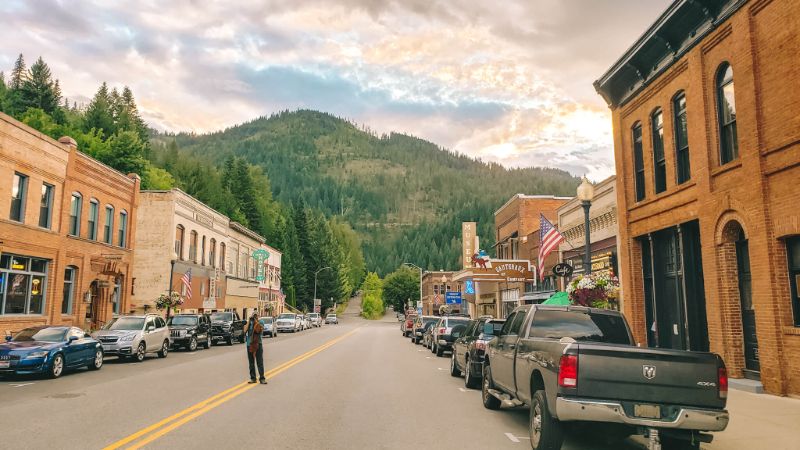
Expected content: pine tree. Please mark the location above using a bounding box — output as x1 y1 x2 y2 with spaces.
0 72 6 110
20 57 61 116
5 54 28 116
9 54 26 90
104 130 148 176
84 83 115 138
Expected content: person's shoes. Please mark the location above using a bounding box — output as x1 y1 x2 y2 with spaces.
248 379 257 384
259 379 268 385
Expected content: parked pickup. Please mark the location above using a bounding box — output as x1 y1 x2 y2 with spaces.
482 305 729 450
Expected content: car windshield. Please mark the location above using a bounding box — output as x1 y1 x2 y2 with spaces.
423 318 438 325
210 313 233 321
259 318 273 323
278 314 295 320
169 316 198 326
12 327 67 342
447 318 470 327
104 317 145 331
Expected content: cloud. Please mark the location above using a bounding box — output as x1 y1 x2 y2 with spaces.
0 0 671 180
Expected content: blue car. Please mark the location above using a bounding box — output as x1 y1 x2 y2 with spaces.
0 326 104 379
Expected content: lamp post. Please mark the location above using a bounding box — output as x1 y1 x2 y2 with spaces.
577 177 595 275
167 251 178 320
403 262 423 313
314 266 332 308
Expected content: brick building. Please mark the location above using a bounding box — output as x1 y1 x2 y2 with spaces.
225 221 265 318
421 271 456 315
0 112 139 334
595 0 800 395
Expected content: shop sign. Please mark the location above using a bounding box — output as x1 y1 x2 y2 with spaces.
492 262 534 282
465 279 475 295
202 298 216 309
552 263 574 278
252 249 269 282
462 222 477 269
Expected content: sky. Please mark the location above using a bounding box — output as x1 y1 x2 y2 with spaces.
0 0 671 180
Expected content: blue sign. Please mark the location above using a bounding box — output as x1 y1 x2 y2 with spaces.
445 291 462 304
465 279 475 295
417 307 422 316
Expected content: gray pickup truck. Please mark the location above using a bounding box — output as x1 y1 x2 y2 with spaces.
482 305 729 450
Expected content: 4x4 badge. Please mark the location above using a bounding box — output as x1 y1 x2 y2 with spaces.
643 365 656 380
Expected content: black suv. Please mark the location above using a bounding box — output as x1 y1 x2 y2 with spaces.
168 314 212 351
451 316 505 388
431 315 471 357
209 311 245 345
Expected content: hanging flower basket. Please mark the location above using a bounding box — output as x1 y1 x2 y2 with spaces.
155 292 184 311
566 272 620 310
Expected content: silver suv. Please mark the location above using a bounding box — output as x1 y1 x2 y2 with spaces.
94 314 170 362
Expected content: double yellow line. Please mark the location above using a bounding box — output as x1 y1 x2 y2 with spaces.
104 328 359 450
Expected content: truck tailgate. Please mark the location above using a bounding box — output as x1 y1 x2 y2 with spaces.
574 343 725 409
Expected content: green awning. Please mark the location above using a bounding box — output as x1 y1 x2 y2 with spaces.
542 291 570 306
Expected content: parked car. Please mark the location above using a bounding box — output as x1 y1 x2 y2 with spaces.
0 326 103 379
412 316 438 345
482 305 729 450
259 317 277 338
168 314 212 351
210 311 245 345
402 314 418 337
296 314 306 331
451 317 505 388
276 313 298 333
94 314 170 362
423 324 435 349
431 315 470 356
325 313 338 324
307 313 322 327
303 315 313 329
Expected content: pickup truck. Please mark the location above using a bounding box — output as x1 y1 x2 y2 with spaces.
482 305 729 450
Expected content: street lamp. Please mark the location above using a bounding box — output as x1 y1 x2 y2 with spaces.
403 262 423 312
577 176 595 275
166 251 178 320
313 266 332 307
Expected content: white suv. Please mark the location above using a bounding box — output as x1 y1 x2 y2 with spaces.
94 314 170 362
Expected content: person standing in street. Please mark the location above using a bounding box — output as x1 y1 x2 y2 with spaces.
244 311 267 384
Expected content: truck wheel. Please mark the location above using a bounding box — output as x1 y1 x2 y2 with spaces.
450 352 461 377
530 390 564 450
225 336 233 346
435 344 444 357
464 359 480 389
157 340 169 358
481 365 501 410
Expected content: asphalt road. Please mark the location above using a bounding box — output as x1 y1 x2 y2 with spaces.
0 302 647 450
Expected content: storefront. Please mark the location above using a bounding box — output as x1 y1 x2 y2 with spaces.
0 254 48 316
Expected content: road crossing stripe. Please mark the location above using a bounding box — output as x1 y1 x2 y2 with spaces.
104 328 359 450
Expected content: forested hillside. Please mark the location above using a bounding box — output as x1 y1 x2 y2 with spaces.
152 110 580 274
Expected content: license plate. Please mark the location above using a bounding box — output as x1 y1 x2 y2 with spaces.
633 404 661 419
0 361 10 368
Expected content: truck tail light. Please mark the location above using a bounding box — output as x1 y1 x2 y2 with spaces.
558 355 578 388
718 367 728 399
475 340 487 351
438 328 446 335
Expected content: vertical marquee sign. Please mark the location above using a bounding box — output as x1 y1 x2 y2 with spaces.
462 222 477 269
252 249 269 282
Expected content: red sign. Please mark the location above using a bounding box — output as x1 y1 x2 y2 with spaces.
314 305 321 313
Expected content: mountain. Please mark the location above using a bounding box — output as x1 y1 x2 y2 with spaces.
152 110 580 275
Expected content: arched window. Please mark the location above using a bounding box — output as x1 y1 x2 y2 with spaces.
651 108 666 194
87 199 99 240
209 239 217 268
219 242 226 271
175 225 185 260
716 63 738 164
117 210 128 247
189 231 198 263
673 91 690 184
632 123 645 201
69 192 82 236
103 205 114 244
201 236 207 265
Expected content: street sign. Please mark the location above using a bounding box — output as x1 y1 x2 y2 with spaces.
252 249 269 282
445 291 462 304
314 298 322 306
417 307 422 316
416 301 422 309
314 305 321 313
552 263 574 278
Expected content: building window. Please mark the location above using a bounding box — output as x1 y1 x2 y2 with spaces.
201 236 206 266
10 172 28 223
0 254 48 315
111 277 122 315
62 266 77 315
209 239 217 268
673 92 691 184
717 63 738 165
175 225 185 260
651 109 666 194
38 183 54 229
69 193 82 236
118 210 128 247
632 123 645 201
219 242 226 271
103 205 114 244
189 231 198 263
88 199 99 240
787 237 800 326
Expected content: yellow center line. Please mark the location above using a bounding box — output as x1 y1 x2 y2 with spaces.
105 328 360 450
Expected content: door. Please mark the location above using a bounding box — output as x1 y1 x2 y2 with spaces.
144 316 158 351
736 232 759 377
494 311 525 391
64 328 89 367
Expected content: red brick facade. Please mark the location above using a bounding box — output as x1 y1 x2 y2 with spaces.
600 0 800 396
0 113 139 335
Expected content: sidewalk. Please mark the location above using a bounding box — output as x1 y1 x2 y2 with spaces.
629 389 800 449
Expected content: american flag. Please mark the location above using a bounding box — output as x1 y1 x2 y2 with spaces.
181 268 192 300
538 214 565 281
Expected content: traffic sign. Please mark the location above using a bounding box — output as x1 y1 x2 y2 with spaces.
445 291 462 304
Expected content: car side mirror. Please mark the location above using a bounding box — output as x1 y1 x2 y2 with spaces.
5 335 11 342
146 325 155 332
68 336 79 344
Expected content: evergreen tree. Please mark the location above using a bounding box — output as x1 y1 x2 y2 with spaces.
19 57 61 116
5 54 28 116
9 54 26 90
119 86 148 141
84 83 115 138
0 72 6 110
104 130 148 176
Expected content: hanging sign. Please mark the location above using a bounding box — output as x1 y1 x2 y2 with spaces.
552 263 574 278
252 249 269 282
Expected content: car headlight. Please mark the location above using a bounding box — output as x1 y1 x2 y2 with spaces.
25 351 49 359
120 334 136 342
